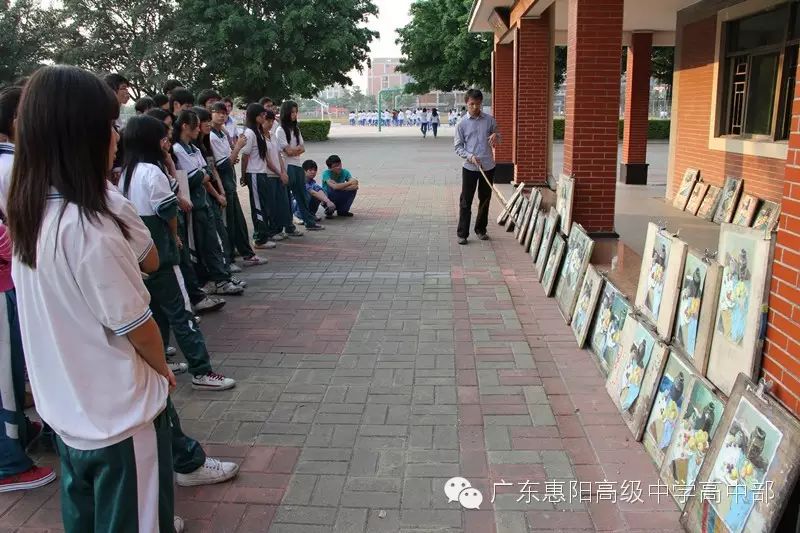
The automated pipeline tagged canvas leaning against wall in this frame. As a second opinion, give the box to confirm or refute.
[497,184,525,225]
[572,266,604,348]
[698,185,722,221]
[589,282,631,376]
[529,211,546,262]
[535,207,560,282]
[673,168,699,211]
[686,182,710,216]
[555,224,595,324]
[713,177,744,225]
[556,174,574,235]
[542,233,566,297]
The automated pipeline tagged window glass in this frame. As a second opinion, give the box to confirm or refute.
[728,7,787,53]
[744,52,779,135]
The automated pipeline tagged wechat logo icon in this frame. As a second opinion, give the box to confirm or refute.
[444,476,483,510]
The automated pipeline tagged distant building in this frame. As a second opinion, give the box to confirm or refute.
[366,58,412,96]
[320,85,348,100]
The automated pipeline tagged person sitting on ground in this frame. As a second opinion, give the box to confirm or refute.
[293,160,336,222]
[321,154,358,217]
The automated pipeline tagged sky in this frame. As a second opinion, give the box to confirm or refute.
[348,0,414,91]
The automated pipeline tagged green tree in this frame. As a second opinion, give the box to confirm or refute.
[396,0,491,93]
[0,0,67,85]
[178,0,377,102]
[621,47,675,87]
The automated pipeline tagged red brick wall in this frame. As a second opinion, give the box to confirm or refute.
[764,51,800,416]
[671,16,785,202]
[622,33,652,165]
[562,0,624,233]
[493,43,514,164]
[513,15,552,183]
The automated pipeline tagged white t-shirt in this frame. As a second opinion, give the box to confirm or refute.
[172,142,206,179]
[118,163,176,218]
[13,192,168,450]
[275,126,304,167]
[210,128,232,165]
[241,128,268,174]
[264,134,283,178]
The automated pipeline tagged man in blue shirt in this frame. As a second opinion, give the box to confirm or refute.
[453,89,500,245]
[321,154,359,217]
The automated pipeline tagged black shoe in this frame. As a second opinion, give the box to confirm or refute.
[476,233,489,241]
[458,238,468,245]
[339,212,354,217]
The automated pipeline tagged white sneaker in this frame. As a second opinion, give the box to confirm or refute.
[242,255,268,267]
[254,240,278,248]
[192,371,236,391]
[174,516,185,533]
[193,296,225,313]
[230,276,247,288]
[285,229,304,237]
[176,457,240,487]
[205,281,244,296]
[229,263,242,273]
[165,346,177,357]
[271,233,287,241]
[168,361,188,374]
[293,215,304,225]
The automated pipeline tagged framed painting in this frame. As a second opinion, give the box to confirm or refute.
[713,176,744,224]
[686,182,710,216]
[681,374,800,533]
[589,281,631,377]
[733,194,759,227]
[518,189,540,245]
[698,185,722,221]
[751,201,780,233]
[529,211,546,262]
[508,196,528,233]
[535,207,560,281]
[555,224,595,323]
[556,174,575,235]
[635,223,688,339]
[497,183,525,225]
[514,196,531,239]
[571,266,604,348]
[673,250,723,375]
[605,314,670,440]
[706,225,774,396]
[661,375,725,510]
[542,233,566,297]
[643,350,697,468]
[673,168,700,210]
[523,191,543,252]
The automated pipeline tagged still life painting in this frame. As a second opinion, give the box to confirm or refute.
[535,208,560,281]
[572,266,604,347]
[529,211,546,261]
[751,201,780,233]
[713,177,743,224]
[673,168,699,210]
[542,234,566,296]
[686,182,710,215]
[644,352,695,465]
[617,323,657,412]
[589,283,630,376]
[674,253,708,358]
[716,244,753,347]
[732,194,758,227]
[698,185,722,221]
[555,224,595,322]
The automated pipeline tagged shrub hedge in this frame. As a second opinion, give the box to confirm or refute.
[299,120,331,141]
[552,118,670,141]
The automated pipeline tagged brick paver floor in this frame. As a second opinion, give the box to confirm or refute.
[1,132,682,532]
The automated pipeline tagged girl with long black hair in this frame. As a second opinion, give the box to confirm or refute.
[277,100,322,231]
[7,64,179,532]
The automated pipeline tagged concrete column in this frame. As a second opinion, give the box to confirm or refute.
[620,32,653,185]
[563,0,624,235]
[513,11,553,184]
[492,42,514,183]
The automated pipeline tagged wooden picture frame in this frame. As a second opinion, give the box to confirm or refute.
[508,196,527,233]
[698,185,722,221]
[535,207,560,281]
[542,233,566,297]
[497,183,525,225]
[673,168,700,211]
[605,313,670,440]
[635,223,688,339]
[529,211,546,262]
[518,189,540,245]
[556,174,575,235]
[681,374,800,533]
[523,191,543,252]
[732,193,759,227]
[589,281,632,377]
[571,265,604,348]
[752,200,781,233]
[673,249,723,376]
[686,182,710,216]
[706,224,774,396]
[555,224,595,323]
[713,176,744,224]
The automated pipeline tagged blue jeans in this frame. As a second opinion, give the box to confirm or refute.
[0,289,33,477]
[328,188,357,215]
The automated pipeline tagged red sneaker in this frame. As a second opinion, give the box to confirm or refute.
[0,466,56,492]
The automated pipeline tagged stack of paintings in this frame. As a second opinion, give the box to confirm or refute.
[555,224,595,323]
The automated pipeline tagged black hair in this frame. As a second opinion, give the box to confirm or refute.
[0,86,22,138]
[197,89,221,107]
[104,73,129,92]
[169,88,194,112]
[465,89,483,102]
[279,100,300,145]
[9,65,128,267]
[145,108,171,122]
[422,107,427,112]
[210,101,228,114]
[172,109,199,146]
[121,115,168,197]
[302,160,317,171]
[152,94,168,108]
[223,97,234,105]
[259,96,273,106]
[134,96,154,114]
[432,108,438,117]
[192,106,213,158]
[163,79,183,95]
[325,154,342,168]
[244,103,267,160]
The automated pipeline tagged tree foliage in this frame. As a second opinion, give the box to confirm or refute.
[396,0,491,93]
[0,0,68,86]
[621,47,675,86]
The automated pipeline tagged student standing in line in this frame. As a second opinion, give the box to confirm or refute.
[453,89,500,245]
[169,88,194,118]
[8,64,182,533]
[210,102,267,267]
[153,93,169,111]
[431,108,440,138]
[197,89,221,111]
[163,79,183,97]
[0,86,56,493]
[223,97,240,145]
[277,101,323,231]
[135,97,155,115]
[262,111,297,238]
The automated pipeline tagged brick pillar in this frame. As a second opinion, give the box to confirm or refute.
[492,42,514,183]
[763,51,800,416]
[563,0,624,234]
[512,13,553,184]
[620,32,653,185]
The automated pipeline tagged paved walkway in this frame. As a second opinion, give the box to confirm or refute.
[2,134,682,532]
